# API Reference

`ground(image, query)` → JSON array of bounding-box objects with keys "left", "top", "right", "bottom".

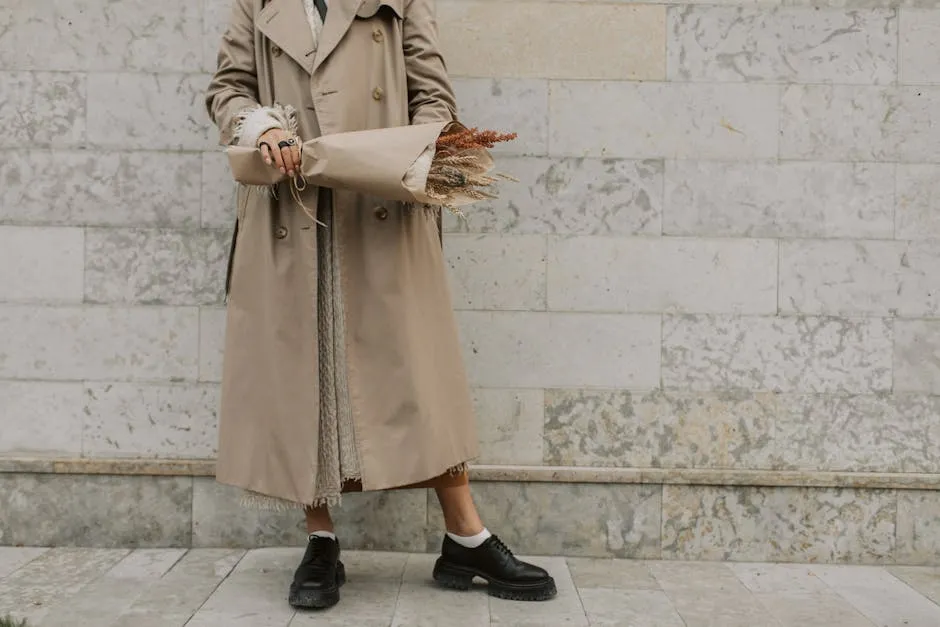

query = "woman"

[{"left": 205, "top": 0, "right": 556, "bottom": 610}]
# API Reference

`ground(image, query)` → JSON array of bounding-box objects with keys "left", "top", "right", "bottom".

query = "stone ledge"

[
  {"left": 0, "top": 457, "right": 216, "bottom": 477},
  {"left": 3, "top": 474, "right": 936, "bottom": 563},
  {"left": 2, "top": 457, "right": 939, "bottom": 490}
]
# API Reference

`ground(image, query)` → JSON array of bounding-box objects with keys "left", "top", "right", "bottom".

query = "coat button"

[
  {"left": 374, "top": 207, "right": 389, "bottom": 220},
  {"left": 372, "top": 87, "right": 384, "bottom": 101},
  {"left": 271, "top": 44, "right": 282, "bottom": 57},
  {"left": 275, "top": 225, "right": 288, "bottom": 239},
  {"left": 372, "top": 28, "right": 383, "bottom": 42}
]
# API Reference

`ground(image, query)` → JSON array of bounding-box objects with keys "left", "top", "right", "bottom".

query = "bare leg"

[
  {"left": 435, "top": 481, "right": 484, "bottom": 537},
  {"left": 304, "top": 504, "right": 335, "bottom": 534}
]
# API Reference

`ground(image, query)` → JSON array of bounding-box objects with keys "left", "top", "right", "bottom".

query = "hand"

[{"left": 258, "top": 128, "right": 301, "bottom": 177}]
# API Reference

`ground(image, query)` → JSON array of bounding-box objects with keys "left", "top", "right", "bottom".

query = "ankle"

[
  {"left": 446, "top": 527, "right": 492, "bottom": 549},
  {"left": 304, "top": 506, "right": 334, "bottom": 535},
  {"left": 445, "top": 520, "right": 482, "bottom": 534},
  {"left": 446, "top": 524, "right": 487, "bottom": 537},
  {"left": 443, "top": 513, "right": 485, "bottom": 537},
  {"left": 308, "top": 530, "right": 337, "bottom": 541}
]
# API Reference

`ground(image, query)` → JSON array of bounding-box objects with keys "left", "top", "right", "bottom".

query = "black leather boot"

[
  {"left": 288, "top": 536, "right": 346, "bottom": 610},
  {"left": 433, "top": 534, "right": 557, "bottom": 601}
]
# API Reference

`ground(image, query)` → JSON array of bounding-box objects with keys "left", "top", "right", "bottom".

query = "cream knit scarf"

[{"left": 302, "top": 0, "right": 325, "bottom": 46}]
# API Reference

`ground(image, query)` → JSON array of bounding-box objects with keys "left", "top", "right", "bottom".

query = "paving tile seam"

[
  {"left": 884, "top": 567, "right": 940, "bottom": 610},
  {"left": 0, "top": 548, "right": 49, "bottom": 581},
  {"left": 181, "top": 549, "right": 249, "bottom": 627},
  {"left": 9, "top": 550, "right": 940, "bottom": 627}
]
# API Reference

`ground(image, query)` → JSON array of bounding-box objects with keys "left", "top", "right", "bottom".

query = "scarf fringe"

[
  {"left": 239, "top": 490, "right": 343, "bottom": 511},
  {"left": 237, "top": 464, "right": 469, "bottom": 511},
  {"left": 448, "top": 462, "right": 468, "bottom": 476}
]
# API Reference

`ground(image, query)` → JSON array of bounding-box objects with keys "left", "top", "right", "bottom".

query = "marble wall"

[
  {"left": 443, "top": 0, "right": 940, "bottom": 481},
  {"left": 2, "top": 0, "right": 939, "bottom": 561}
]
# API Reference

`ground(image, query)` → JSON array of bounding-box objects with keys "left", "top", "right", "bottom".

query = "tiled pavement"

[{"left": 2, "top": 548, "right": 940, "bottom": 626}]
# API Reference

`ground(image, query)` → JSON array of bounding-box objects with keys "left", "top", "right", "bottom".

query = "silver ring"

[{"left": 285, "top": 137, "right": 297, "bottom": 146}]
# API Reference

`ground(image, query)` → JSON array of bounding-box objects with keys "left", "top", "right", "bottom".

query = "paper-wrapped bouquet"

[{"left": 226, "top": 121, "right": 515, "bottom": 217}]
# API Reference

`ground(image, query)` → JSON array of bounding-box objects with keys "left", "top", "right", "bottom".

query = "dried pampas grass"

[{"left": 426, "top": 127, "right": 517, "bottom": 217}]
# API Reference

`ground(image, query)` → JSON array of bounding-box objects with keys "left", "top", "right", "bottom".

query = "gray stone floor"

[{"left": 2, "top": 548, "right": 940, "bottom": 626}]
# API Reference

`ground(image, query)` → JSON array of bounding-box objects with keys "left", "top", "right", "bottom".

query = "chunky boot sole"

[
  {"left": 432, "top": 558, "right": 557, "bottom": 602},
  {"left": 289, "top": 561, "right": 347, "bottom": 610}
]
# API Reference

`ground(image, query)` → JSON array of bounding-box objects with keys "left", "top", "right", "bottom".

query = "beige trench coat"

[{"left": 206, "top": 0, "right": 478, "bottom": 505}]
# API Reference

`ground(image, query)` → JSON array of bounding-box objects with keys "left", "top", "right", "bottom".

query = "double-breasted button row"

[{"left": 371, "top": 28, "right": 385, "bottom": 102}]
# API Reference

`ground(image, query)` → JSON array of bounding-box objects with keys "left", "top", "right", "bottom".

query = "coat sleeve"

[
  {"left": 402, "top": 0, "right": 458, "bottom": 125},
  {"left": 205, "top": 0, "right": 280, "bottom": 146}
]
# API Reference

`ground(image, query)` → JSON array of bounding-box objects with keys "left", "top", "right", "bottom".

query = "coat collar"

[
  {"left": 257, "top": 0, "right": 363, "bottom": 75},
  {"left": 314, "top": 0, "right": 362, "bottom": 73}
]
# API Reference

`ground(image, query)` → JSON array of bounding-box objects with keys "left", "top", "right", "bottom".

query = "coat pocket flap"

[{"left": 356, "top": 0, "right": 403, "bottom": 19}]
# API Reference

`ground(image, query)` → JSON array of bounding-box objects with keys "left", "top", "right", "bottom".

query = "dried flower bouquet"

[
  {"left": 225, "top": 121, "right": 516, "bottom": 217},
  {"left": 422, "top": 126, "right": 517, "bottom": 215}
]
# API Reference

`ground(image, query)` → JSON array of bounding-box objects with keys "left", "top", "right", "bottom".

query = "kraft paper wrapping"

[{"left": 225, "top": 122, "right": 459, "bottom": 203}]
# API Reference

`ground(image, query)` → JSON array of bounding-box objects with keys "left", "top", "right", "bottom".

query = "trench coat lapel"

[
  {"left": 257, "top": 0, "right": 318, "bottom": 73},
  {"left": 313, "top": 0, "right": 363, "bottom": 73}
]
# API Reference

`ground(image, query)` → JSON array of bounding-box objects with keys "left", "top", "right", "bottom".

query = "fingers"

[
  {"left": 278, "top": 144, "right": 293, "bottom": 176},
  {"left": 271, "top": 141, "right": 288, "bottom": 172},
  {"left": 258, "top": 130, "right": 301, "bottom": 176},
  {"left": 264, "top": 141, "right": 286, "bottom": 172},
  {"left": 288, "top": 143, "right": 301, "bottom": 175},
  {"left": 259, "top": 141, "right": 274, "bottom": 166},
  {"left": 259, "top": 130, "right": 286, "bottom": 170},
  {"left": 276, "top": 139, "right": 301, "bottom": 177}
]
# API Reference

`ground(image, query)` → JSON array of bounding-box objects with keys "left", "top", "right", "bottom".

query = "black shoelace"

[
  {"left": 297, "top": 538, "right": 335, "bottom": 579},
  {"left": 490, "top": 535, "right": 515, "bottom": 559}
]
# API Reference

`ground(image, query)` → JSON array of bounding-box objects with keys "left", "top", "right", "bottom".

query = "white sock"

[
  {"left": 447, "top": 528, "right": 492, "bottom": 549},
  {"left": 309, "top": 531, "right": 336, "bottom": 541}
]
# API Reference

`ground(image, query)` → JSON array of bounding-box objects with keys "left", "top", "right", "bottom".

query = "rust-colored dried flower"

[
  {"left": 427, "top": 126, "right": 517, "bottom": 216},
  {"left": 436, "top": 127, "right": 518, "bottom": 152}
]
